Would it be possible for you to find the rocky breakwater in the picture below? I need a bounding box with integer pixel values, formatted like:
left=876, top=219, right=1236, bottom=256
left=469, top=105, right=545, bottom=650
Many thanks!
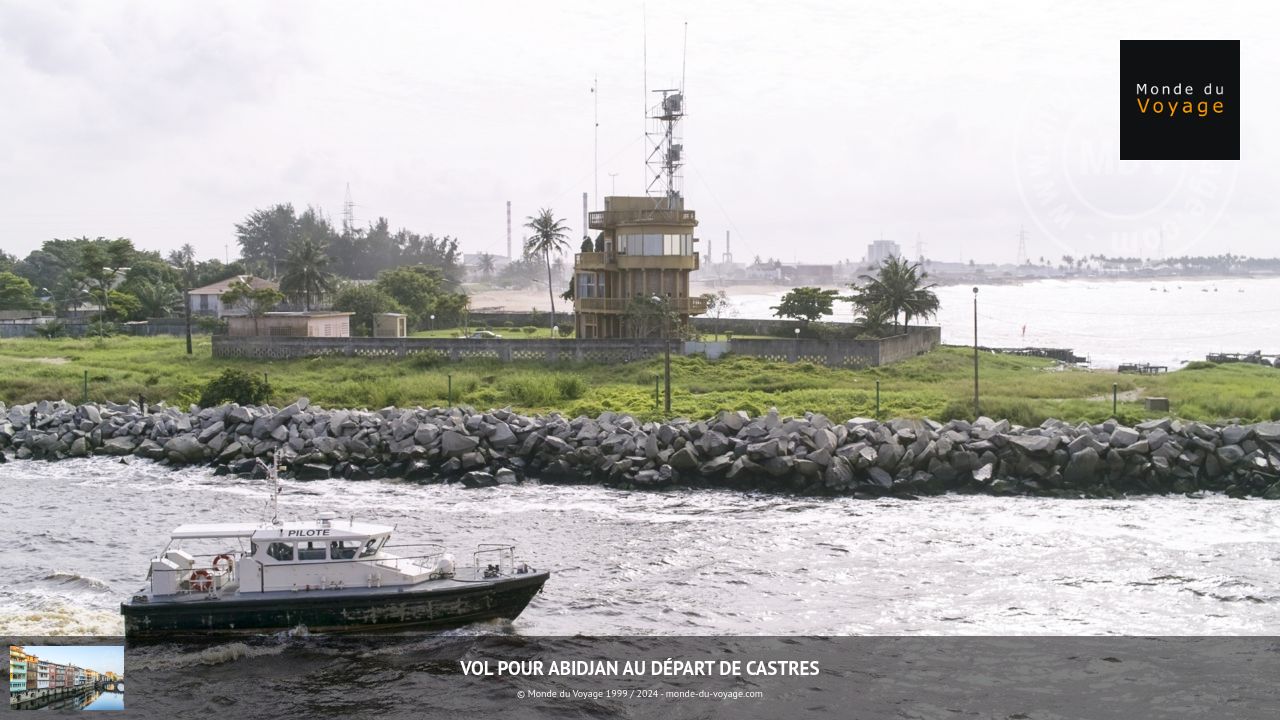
left=3, top=399, right=1280, bottom=499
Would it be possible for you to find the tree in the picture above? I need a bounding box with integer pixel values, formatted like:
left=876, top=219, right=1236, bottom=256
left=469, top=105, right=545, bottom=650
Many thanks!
left=78, top=238, right=135, bottom=337
left=0, top=250, right=15, bottom=273
left=623, top=295, right=678, bottom=339
left=104, top=290, right=142, bottom=322
left=332, top=284, right=403, bottom=336
left=771, top=287, right=838, bottom=325
left=700, top=290, right=733, bottom=340
left=374, top=265, right=467, bottom=329
left=235, top=204, right=297, bottom=277
left=167, top=244, right=196, bottom=268
left=523, top=208, right=571, bottom=332
left=477, top=252, right=496, bottom=278
left=221, top=279, right=284, bottom=335
left=0, top=272, right=38, bottom=310
left=279, top=236, right=335, bottom=310
left=130, top=280, right=182, bottom=319
left=845, top=256, right=939, bottom=332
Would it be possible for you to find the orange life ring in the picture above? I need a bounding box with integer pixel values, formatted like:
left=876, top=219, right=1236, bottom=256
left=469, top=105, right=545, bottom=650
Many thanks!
left=213, top=554, right=234, bottom=572
left=189, top=569, right=213, bottom=593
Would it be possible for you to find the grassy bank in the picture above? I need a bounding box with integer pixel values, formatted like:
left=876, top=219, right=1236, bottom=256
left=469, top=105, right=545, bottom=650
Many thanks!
left=0, top=336, right=1277, bottom=425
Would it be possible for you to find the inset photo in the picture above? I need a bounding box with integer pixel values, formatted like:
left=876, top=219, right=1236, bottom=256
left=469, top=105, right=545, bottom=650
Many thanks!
left=9, top=645, right=124, bottom=711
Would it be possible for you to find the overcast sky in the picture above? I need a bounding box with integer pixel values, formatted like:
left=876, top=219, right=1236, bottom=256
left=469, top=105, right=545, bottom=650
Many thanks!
left=2, top=1, right=1276, bottom=265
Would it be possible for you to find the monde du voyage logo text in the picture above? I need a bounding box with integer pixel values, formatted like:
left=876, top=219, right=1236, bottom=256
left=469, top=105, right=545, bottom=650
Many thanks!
left=1120, top=40, right=1239, bottom=160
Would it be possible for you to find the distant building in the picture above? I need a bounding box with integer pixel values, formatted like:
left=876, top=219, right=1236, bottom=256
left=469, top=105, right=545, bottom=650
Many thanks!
left=373, top=312, right=408, bottom=338
left=10, top=645, right=28, bottom=694
left=865, top=239, right=901, bottom=267
left=188, top=275, right=278, bottom=317
left=462, top=253, right=511, bottom=279
left=782, top=264, right=835, bottom=285
left=227, top=311, right=353, bottom=338
left=571, top=195, right=707, bottom=338
left=744, top=259, right=783, bottom=282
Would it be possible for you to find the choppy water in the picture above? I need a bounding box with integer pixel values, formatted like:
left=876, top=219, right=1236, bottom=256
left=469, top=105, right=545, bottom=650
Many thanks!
left=3, top=458, right=1279, bottom=637
left=727, top=276, right=1280, bottom=368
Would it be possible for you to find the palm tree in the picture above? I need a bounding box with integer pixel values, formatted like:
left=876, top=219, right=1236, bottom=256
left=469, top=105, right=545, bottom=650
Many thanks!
left=132, top=280, right=182, bottom=318
left=478, top=252, right=496, bottom=278
left=847, top=256, right=939, bottom=332
left=279, top=236, right=335, bottom=310
left=523, top=208, right=571, bottom=331
left=167, top=244, right=196, bottom=268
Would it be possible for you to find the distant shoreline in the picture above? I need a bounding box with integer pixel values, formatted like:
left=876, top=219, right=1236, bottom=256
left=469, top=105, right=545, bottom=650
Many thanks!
left=467, top=273, right=1280, bottom=312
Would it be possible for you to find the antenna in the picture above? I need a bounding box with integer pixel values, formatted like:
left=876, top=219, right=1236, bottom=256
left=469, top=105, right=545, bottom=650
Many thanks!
left=506, top=201, right=512, bottom=259
left=343, top=183, right=356, bottom=234
left=592, top=76, right=599, bottom=210
left=916, top=233, right=924, bottom=263
left=1017, top=225, right=1029, bottom=266
left=681, top=21, right=688, bottom=93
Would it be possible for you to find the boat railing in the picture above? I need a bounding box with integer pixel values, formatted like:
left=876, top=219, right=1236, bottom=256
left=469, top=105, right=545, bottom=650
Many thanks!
left=473, top=544, right=518, bottom=577
left=259, top=550, right=454, bottom=591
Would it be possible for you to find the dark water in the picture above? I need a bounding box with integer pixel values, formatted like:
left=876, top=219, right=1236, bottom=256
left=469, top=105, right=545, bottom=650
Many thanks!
left=4, top=459, right=1280, bottom=718
left=2, top=459, right=1279, bottom=637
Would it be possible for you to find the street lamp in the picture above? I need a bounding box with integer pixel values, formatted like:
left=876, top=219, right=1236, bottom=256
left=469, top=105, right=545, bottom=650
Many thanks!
left=652, top=295, right=671, bottom=415
left=430, top=314, right=435, bottom=332
left=972, top=286, right=979, bottom=419
left=794, top=326, right=800, bottom=361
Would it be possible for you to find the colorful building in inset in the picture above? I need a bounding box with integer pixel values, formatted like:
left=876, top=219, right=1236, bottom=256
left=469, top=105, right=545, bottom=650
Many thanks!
left=9, top=645, right=28, bottom=694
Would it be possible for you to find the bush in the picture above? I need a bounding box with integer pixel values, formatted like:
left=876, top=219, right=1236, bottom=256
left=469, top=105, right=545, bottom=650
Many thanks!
left=195, top=316, right=228, bottom=334
left=522, top=326, right=538, bottom=335
left=200, top=368, right=272, bottom=407
left=1183, top=361, right=1217, bottom=370
left=555, top=375, right=587, bottom=400
left=85, top=320, right=119, bottom=338
left=31, top=320, right=66, bottom=339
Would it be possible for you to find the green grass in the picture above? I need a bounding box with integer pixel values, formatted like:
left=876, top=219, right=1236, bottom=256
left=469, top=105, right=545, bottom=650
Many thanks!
left=0, top=337, right=1277, bottom=425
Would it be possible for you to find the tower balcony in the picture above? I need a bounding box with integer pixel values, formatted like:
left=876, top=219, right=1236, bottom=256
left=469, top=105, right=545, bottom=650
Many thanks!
left=575, top=296, right=709, bottom=315
left=574, top=253, right=700, bottom=271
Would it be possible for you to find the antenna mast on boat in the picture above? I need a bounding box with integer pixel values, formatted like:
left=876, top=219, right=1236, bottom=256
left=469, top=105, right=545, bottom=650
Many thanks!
left=269, top=449, right=283, bottom=526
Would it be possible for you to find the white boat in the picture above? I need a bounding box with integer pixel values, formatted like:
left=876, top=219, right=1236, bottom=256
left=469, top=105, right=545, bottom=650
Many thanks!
left=121, top=458, right=548, bottom=638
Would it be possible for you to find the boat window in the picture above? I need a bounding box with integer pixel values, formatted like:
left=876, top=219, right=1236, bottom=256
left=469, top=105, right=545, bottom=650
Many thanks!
left=330, top=540, right=361, bottom=560
left=266, top=542, right=294, bottom=562
left=298, top=541, right=326, bottom=561
left=359, top=537, right=383, bottom=558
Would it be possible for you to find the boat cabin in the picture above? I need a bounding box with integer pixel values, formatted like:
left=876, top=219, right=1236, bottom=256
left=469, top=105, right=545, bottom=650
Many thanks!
left=147, top=511, right=445, bottom=596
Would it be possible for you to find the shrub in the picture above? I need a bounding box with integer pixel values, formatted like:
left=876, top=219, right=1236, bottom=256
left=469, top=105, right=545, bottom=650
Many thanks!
left=200, top=368, right=272, bottom=407
left=85, top=320, right=119, bottom=337
left=522, top=326, right=538, bottom=335
left=555, top=375, right=587, bottom=400
left=1183, top=361, right=1216, bottom=370
left=194, top=316, right=228, bottom=334
left=31, top=320, right=66, bottom=339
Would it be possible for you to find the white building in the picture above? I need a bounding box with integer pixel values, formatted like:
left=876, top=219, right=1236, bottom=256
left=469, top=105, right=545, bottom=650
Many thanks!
left=865, top=239, right=901, bottom=268
left=188, top=275, right=277, bottom=317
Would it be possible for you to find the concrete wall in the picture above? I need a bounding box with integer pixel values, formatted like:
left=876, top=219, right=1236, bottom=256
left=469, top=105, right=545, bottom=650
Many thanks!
left=213, top=336, right=674, bottom=363
left=213, top=327, right=941, bottom=367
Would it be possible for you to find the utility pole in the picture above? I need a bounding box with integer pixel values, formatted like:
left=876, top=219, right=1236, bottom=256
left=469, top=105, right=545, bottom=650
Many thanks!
left=972, top=287, right=980, bottom=418
left=506, top=201, right=512, bottom=260
left=653, top=295, right=672, bottom=415
left=184, top=290, right=193, bottom=355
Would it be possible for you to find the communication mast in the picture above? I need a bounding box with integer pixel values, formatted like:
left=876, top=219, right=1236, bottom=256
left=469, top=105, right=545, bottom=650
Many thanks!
left=1016, top=225, right=1029, bottom=266
left=342, top=184, right=357, bottom=234
left=646, top=88, right=685, bottom=201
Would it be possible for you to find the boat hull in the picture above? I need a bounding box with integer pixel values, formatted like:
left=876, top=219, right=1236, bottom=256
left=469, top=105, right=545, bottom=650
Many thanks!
left=121, top=571, right=548, bottom=639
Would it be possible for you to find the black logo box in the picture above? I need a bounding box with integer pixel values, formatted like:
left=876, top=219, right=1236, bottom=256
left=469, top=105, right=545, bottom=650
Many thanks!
left=1120, top=39, right=1239, bottom=160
